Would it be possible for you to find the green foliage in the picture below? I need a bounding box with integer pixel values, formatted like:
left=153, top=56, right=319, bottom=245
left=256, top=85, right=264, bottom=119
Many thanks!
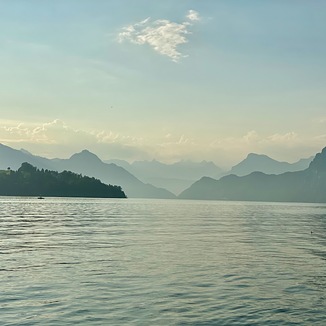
left=0, top=162, right=126, bottom=198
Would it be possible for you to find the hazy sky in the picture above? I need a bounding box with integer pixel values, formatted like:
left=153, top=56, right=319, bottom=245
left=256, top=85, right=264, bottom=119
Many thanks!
left=1, top=0, right=326, bottom=167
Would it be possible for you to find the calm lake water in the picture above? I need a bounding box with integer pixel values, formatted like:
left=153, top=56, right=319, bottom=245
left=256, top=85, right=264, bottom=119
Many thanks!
left=1, top=197, right=326, bottom=325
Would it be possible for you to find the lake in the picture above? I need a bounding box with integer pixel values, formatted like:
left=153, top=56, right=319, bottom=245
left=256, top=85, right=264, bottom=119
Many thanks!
left=1, top=197, right=326, bottom=325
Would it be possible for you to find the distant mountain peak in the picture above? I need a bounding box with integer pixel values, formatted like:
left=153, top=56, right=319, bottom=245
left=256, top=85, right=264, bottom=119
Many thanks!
left=309, top=146, right=326, bottom=171
left=229, top=151, right=313, bottom=177
left=232, top=153, right=277, bottom=169
left=247, top=153, right=261, bottom=157
left=69, top=149, right=102, bottom=163
left=246, top=153, right=275, bottom=161
left=179, top=146, right=326, bottom=203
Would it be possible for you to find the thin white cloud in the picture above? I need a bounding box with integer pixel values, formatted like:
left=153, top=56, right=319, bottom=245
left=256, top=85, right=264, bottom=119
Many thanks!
left=0, top=119, right=144, bottom=147
left=210, top=130, right=302, bottom=152
left=186, top=10, right=200, bottom=22
left=118, top=10, right=200, bottom=62
left=267, top=132, right=298, bottom=143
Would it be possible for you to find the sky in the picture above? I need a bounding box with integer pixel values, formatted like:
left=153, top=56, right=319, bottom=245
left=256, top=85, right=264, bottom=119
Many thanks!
left=0, top=0, right=326, bottom=168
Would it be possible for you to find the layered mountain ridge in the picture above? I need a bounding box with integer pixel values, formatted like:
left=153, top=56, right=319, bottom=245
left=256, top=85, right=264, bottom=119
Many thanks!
left=0, top=143, right=320, bottom=202
left=0, top=144, right=175, bottom=199
left=179, top=147, right=326, bottom=203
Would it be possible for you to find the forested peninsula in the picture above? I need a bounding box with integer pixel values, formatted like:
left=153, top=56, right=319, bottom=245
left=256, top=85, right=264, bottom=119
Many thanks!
left=0, top=162, right=126, bottom=198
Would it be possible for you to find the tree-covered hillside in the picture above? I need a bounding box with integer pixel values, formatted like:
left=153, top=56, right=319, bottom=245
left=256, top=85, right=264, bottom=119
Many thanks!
left=0, top=162, right=126, bottom=198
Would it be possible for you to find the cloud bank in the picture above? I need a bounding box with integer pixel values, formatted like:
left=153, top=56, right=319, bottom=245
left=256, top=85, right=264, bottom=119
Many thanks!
left=0, top=119, right=148, bottom=160
left=1, top=119, right=324, bottom=167
left=118, top=10, right=200, bottom=62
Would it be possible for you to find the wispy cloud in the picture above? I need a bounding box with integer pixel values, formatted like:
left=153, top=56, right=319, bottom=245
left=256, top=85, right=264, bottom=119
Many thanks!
left=0, top=120, right=148, bottom=160
left=186, top=10, right=200, bottom=22
left=118, top=10, right=200, bottom=62
left=0, top=119, right=143, bottom=147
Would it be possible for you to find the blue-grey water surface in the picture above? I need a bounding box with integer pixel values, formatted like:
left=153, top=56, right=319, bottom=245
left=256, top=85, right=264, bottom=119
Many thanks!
left=1, top=197, right=326, bottom=325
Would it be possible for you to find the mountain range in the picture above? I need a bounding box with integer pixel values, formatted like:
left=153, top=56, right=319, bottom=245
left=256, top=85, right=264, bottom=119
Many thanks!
left=0, top=143, right=317, bottom=201
left=106, top=153, right=313, bottom=194
left=0, top=144, right=175, bottom=199
left=105, top=158, right=223, bottom=194
left=179, top=147, right=326, bottom=203
left=228, top=153, right=313, bottom=176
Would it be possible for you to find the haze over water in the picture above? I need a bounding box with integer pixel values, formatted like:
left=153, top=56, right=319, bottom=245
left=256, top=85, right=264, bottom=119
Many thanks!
left=1, top=197, right=326, bottom=325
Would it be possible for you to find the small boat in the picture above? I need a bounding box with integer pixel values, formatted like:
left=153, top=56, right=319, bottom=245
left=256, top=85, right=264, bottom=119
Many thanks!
left=37, top=196, right=44, bottom=199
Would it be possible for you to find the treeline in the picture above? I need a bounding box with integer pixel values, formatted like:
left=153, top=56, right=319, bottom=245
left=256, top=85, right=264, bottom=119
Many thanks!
left=0, top=162, right=126, bottom=198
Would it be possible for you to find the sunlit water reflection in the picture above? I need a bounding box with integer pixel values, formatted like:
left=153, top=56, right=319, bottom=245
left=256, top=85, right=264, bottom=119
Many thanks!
left=1, top=197, right=325, bottom=325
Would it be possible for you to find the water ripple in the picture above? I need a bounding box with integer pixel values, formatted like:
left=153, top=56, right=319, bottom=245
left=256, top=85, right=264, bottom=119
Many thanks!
left=0, top=197, right=325, bottom=325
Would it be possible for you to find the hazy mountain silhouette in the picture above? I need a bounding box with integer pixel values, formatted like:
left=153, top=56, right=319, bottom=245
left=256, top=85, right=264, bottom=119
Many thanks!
left=0, top=143, right=53, bottom=170
left=227, top=153, right=313, bottom=176
left=54, top=150, right=176, bottom=199
left=105, top=159, right=223, bottom=194
left=179, top=147, right=326, bottom=203
left=0, top=144, right=176, bottom=199
left=106, top=154, right=313, bottom=194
